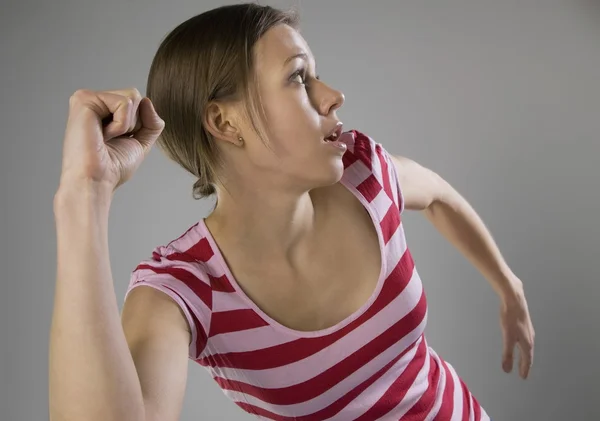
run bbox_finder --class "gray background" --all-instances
[1,0,598,420]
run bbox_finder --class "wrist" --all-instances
[496,273,524,304]
[54,180,114,219]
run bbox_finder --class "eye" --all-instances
[290,68,320,89]
[290,68,307,85]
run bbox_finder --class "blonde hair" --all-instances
[146,3,299,199]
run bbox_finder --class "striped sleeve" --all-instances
[348,129,406,214]
[377,142,406,215]
[124,244,213,360]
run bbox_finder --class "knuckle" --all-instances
[69,89,92,106]
[131,87,142,100]
[120,87,141,102]
[124,100,135,126]
[120,98,134,117]
[73,88,92,97]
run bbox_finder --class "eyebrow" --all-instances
[283,52,309,67]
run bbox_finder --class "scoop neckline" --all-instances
[198,179,387,338]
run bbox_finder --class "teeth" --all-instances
[325,127,340,142]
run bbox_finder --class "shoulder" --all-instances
[130,221,214,285]
[126,221,217,359]
[341,129,397,176]
[342,129,385,160]
[341,129,405,211]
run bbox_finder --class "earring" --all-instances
[237,136,244,145]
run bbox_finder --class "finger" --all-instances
[64,89,128,151]
[92,91,135,140]
[127,94,143,134]
[502,335,516,373]
[106,88,143,134]
[518,337,534,379]
[105,87,143,99]
[134,97,165,152]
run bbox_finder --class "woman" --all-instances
[50,3,534,421]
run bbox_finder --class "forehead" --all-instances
[254,24,314,70]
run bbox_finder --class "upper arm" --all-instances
[389,154,450,211]
[121,285,191,421]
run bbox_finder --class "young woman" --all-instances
[50,3,534,421]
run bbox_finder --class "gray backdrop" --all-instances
[1,0,598,420]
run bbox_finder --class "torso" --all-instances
[127,130,489,420]
[205,181,382,332]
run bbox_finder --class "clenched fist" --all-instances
[59,88,165,192]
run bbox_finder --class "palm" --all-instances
[104,136,148,187]
[67,112,144,188]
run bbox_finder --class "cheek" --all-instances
[263,91,319,143]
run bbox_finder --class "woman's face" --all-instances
[236,24,347,192]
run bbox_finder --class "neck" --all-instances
[206,183,324,262]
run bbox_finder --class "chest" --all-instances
[232,197,383,333]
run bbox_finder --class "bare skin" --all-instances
[205,182,382,332]
[50,88,189,421]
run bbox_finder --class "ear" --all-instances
[203,101,244,147]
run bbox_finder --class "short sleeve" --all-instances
[124,245,212,360]
[377,143,405,214]
[345,129,405,214]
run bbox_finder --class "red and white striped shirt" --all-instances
[126,130,490,420]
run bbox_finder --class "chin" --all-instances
[313,155,346,188]
[291,150,346,191]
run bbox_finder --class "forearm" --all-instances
[423,190,520,300]
[49,184,145,421]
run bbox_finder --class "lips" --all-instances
[324,122,343,142]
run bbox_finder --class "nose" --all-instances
[319,84,345,116]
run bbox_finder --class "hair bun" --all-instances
[193,179,216,199]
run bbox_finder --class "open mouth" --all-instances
[324,124,343,142]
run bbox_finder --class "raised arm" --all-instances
[49,88,191,421]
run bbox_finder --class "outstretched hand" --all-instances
[499,278,535,379]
